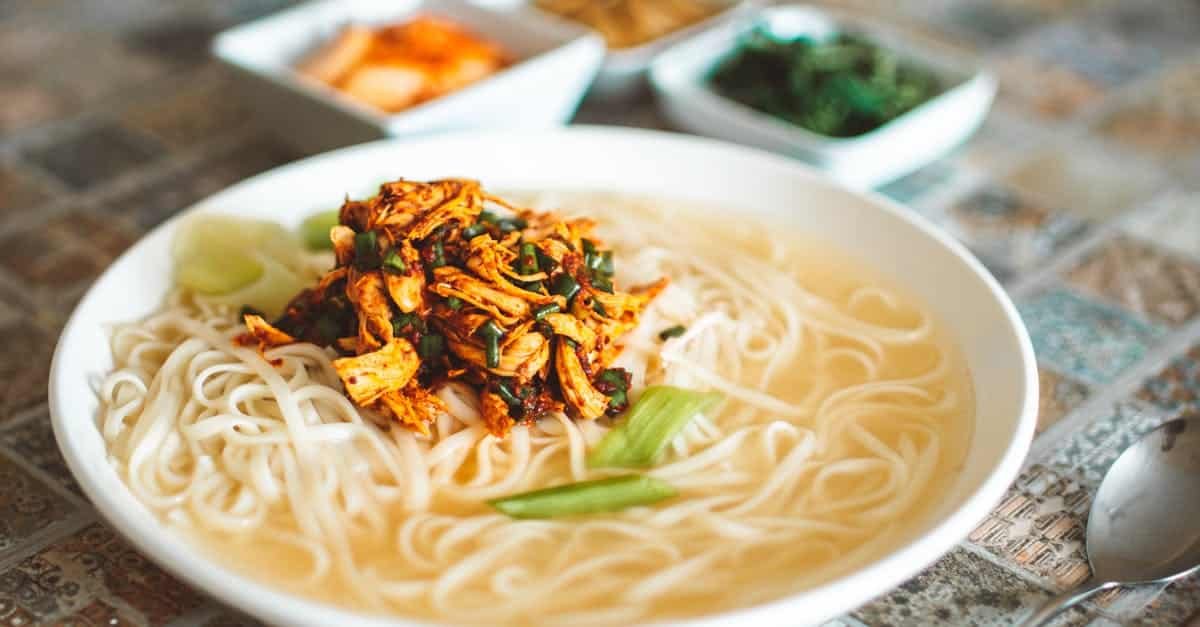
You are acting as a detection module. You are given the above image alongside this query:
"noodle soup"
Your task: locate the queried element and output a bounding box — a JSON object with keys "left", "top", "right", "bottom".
{"left": 100, "top": 190, "right": 972, "bottom": 626}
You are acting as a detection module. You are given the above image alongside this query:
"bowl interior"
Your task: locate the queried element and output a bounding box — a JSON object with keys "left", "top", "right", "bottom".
{"left": 50, "top": 127, "right": 1036, "bottom": 627}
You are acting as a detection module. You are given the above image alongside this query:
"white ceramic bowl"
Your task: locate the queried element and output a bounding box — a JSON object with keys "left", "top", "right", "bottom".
{"left": 212, "top": 0, "right": 605, "bottom": 154}
{"left": 650, "top": 5, "right": 997, "bottom": 189}
{"left": 50, "top": 127, "right": 1037, "bottom": 627}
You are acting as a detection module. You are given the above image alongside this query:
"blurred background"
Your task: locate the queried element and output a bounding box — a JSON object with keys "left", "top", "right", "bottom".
{"left": 0, "top": 0, "right": 1198, "bottom": 625}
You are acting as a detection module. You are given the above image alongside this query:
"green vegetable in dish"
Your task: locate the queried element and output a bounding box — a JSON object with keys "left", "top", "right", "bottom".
{"left": 488, "top": 475, "right": 678, "bottom": 519}
{"left": 709, "top": 26, "right": 941, "bottom": 138}
{"left": 299, "top": 210, "right": 340, "bottom": 250}
{"left": 589, "top": 385, "right": 724, "bottom": 469}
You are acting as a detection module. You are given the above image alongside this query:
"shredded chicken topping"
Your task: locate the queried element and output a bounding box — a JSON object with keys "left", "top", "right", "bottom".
{"left": 236, "top": 179, "right": 666, "bottom": 438}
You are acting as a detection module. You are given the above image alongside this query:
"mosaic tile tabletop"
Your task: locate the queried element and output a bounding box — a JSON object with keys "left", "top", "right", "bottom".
{"left": 2, "top": 0, "right": 1199, "bottom": 625}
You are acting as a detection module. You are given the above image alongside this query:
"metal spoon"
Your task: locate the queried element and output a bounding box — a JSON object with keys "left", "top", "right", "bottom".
{"left": 1022, "top": 416, "right": 1200, "bottom": 626}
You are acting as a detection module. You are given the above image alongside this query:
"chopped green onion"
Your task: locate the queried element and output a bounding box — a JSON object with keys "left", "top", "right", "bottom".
{"left": 477, "top": 320, "right": 505, "bottom": 369}
{"left": 495, "top": 380, "right": 521, "bottom": 407}
{"left": 552, "top": 274, "right": 581, "bottom": 301}
{"left": 446, "top": 296, "right": 463, "bottom": 310}
{"left": 418, "top": 333, "right": 444, "bottom": 360}
{"left": 498, "top": 217, "right": 527, "bottom": 233}
{"left": 382, "top": 249, "right": 407, "bottom": 273}
{"left": 392, "top": 312, "right": 424, "bottom": 334}
{"left": 581, "top": 239, "right": 598, "bottom": 256}
{"left": 591, "top": 275, "right": 614, "bottom": 294}
{"left": 589, "top": 386, "right": 724, "bottom": 469}
{"left": 354, "top": 230, "right": 380, "bottom": 270}
{"left": 462, "top": 223, "right": 488, "bottom": 239}
{"left": 517, "top": 243, "right": 539, "bottom": 275}
{"left": 597, "top": 250, "right": 614, "bottom": 277}
{"left": 597, "top": 369, "right": 628, "bottom": 390}
{"left": 535, "top": 249, "right": 558, "bottom": 272}
{"left": 592, "top": 299, "right": 608, "bottom": 316}
{"left": 314, "top": 314, "right": 341, "bottom": 344}
{"left": 533, "top": 303, "right": 561, "bottom": 321}
{"left": 487, "top": 475, "right": 678, "bottom": 519}
{"left": 430, "top": 240, "right": 445, "bottom": 268}
{"left": 479, "top": 210, "right": 501, "bottom": 224}
{"left": 658, "top": 325, "right": 687, "bottom": 341}
{"left": 299, "top": 210, "right": 340, "bottom": 251}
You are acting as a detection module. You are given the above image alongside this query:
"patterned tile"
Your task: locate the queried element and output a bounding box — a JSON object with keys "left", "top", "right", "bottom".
{"left": 1018, "top": 288, "right": 1168, "bottom": 385}
{"left": 24, "top": 121, "right": 165, "bottom": 191}
{"left": 1036, "top": 367, "right": 1089, "bottom": 434}
{"left": 1043, "top": 402, "right": 1170, "bottom": 485}
{"left": 941, "top": 0, "right": 1044, "bottom": 47}
{"left": 0, "top": 71, "right": 76, "bottom": 135}
{"left": 0, "top": 320, "right": 54, "bottom": 422}
{"left": 202, "top": 609, "right": 265, "bottom": 627}
{"left": 1126, "top": 574, "right": 1200, "bottom": 627}
{"left": 1137, "top": 342, "right": 1200, "bottom": 415}
{"left": 969, "top": 463, "right": 1093, "bottom": 589}
{"left": 1090, "top": 0, "right": 1200, "bottom": 55}
{"left": 0, "top": 209, "right": 123, "bottom": 290}
{"left": 1095, "top": 62, "right": 1200, "bottom": 161}
{"left": 995, "top": 21, "right": 1162, "bottom": 119}
{"left": 0, "top": 455, "right": 76, "bottom": 553}
{"left": 0, "top": 162, "right": 51, "bottom": 214}
{"left": 0, "top": 414, "right": 81, "bottom": 497}
{"left": 958, "top": 107, "right": 1052, "bottom": 172}
{"left": 943, "top": 184, "right": 1090, "bottom": 283}
{"left": 1066, "top": 234, "right": 1200, "bottom": 327}
{"left": 0, "top": 524, "right": 205, "bottom": 624}
{"left": 878, "top": 159, "right": 964, "bottom": 207}
{"left": 1123, "top": 192, "right": 1200, "bottom": 261}
{"left": 33, "top": 32, "right": 169, "bottom": 105}
{"left": 852, "top": 547, "right": 1064, "bottom": 625}
{"left": 103, "top": 137, "right": 303, "bottom": 229}
{"left": 120, "top": 69, "right": 250, "bottom": 149}
{"left": 1004, "top": 140, "right": 1165, "bottom": 222}
{"left": 125, "top": 18, "right": 226, "bottom": 68}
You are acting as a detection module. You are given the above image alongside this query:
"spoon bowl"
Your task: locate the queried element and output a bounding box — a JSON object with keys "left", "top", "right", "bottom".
{"left": 1024, "top": 416, "right": 1200, "bottom": 626}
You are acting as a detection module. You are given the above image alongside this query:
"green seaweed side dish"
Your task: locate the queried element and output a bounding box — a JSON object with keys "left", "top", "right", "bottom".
{"left": 709, "top": 25, "right": 942, "bottom": 138}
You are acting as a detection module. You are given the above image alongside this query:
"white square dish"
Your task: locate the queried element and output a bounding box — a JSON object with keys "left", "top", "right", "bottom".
{"left": 212, "top": 0, "right": 606, "bottom": 153}
{"left": 649, "top": 5, "right": 997, "bottom": 189}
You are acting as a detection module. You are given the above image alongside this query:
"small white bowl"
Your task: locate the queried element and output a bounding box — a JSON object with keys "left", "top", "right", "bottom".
{"left": 212, "top": 0, "right": 605, "bottom": 154}
{"left": 649, "top": 5, "right": 997, "bottom": 189}
{"left": 50, "top": 127, "right": 1037, "bottom": 627}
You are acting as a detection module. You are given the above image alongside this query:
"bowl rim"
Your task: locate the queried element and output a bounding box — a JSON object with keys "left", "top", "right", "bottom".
{"left": 649, "top": 4, "right": 997, "bottom": 149}
{"left": 49, "top": 126, "right": 1038, "bottom": 627}
{"left": 211, "top": 0, "right": 604, "bottom": 127}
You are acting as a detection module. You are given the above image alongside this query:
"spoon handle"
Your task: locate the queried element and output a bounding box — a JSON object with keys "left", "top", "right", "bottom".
{"left": 1020, "top": 580, "right": 1120, "bottom": 627}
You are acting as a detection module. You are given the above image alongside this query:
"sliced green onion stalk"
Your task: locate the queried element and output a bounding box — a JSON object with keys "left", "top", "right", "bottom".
{"left": 658, "top": 325, "right": 687, "bottom": 341}
{"left": 589, "top": 386, "right": 724, "bottom": 469}
{"left": 418, "top": 333, "right": 444, "bottom": 360}
{"left": 488, "top": 475, "right": 678, "bottom": 519}
{"left": 552, "top": 274, "right": 581, "bottom": 301}
{"left": 382, "top": 249, "right": 407, "bottom": 273}
{"left": 446, "top": 296, "right": 463, "bottom": 310}
{"left": 533, "top": 303, "right": 561, "bottom": 321}
{"left": 477, "top": 320, "right": 505, "bottom": 369}
{"left": 430, "top": 239, "right": 446, "bottom": 268}
{"left": 299, "top": 210, "right": 340, "bottom": 250}
{"left": 495, "top": 380, "right": 521, "bottom": 407}
{"left": 354, "top": 230, "right": 380, "bottom": 270}
{"left": 461, "top": 223, "right": 488, "bottom": 240}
